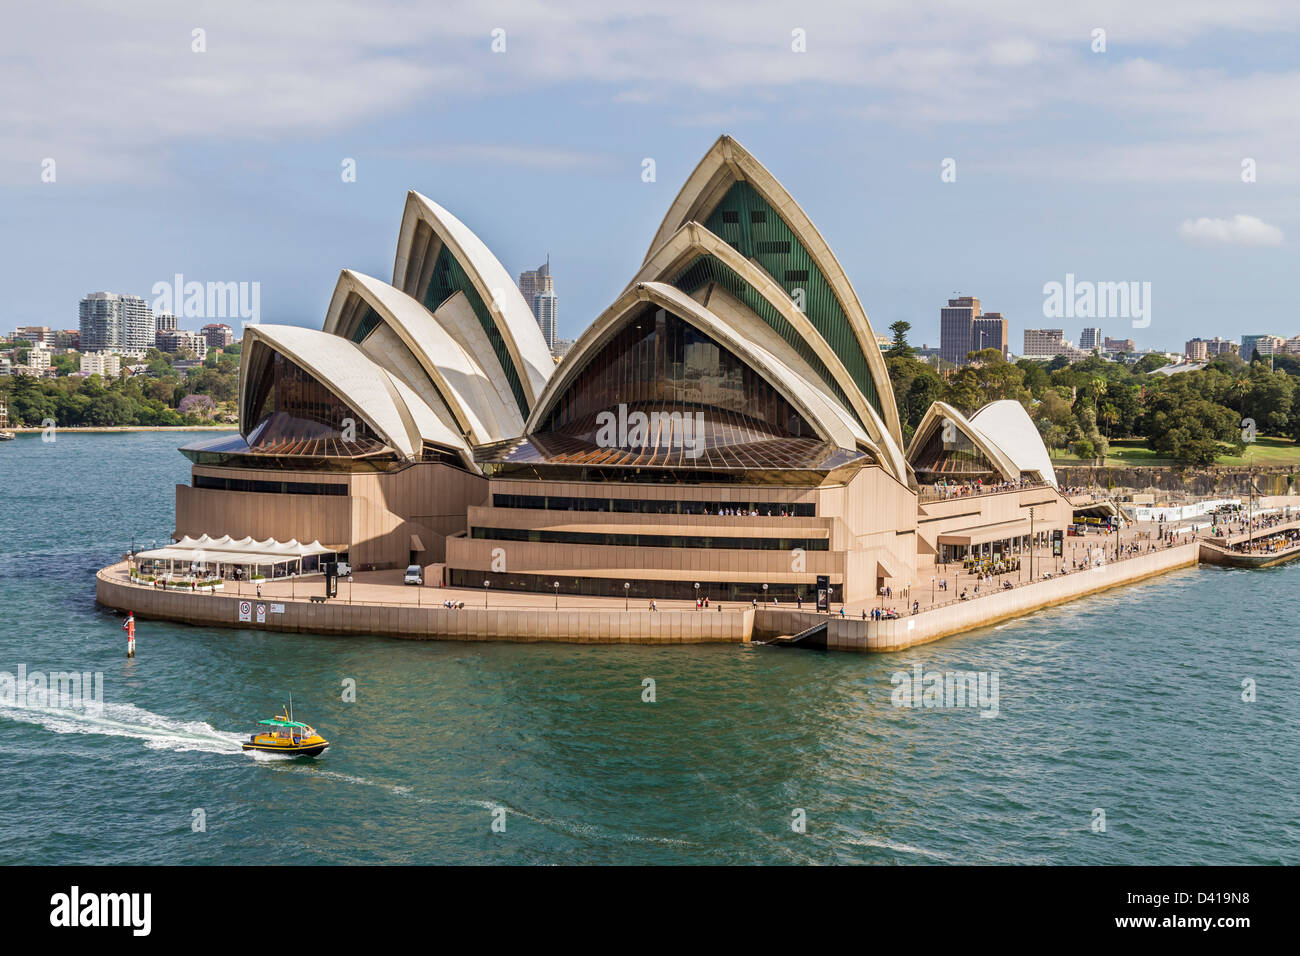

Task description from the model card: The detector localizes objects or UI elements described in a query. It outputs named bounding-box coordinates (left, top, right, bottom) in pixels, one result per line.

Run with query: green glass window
left=423, top=243, right=530, bottom=416
left=702, top=180, right=884, bottom=421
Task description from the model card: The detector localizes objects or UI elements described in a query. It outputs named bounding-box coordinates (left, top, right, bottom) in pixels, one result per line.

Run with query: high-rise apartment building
left=201, top=323, right=234, bottom=349
left=1080, top=327, right=1102, bottom=351
left=518, top=258, right=558, bottom=353
left=939, top=296, right=980, bottom=365
left=80, top=352, right=122, bottom=378
left=155, top=313, right=178, bottom=334
left=1186, top=337, right=1237, bottom=361
left=79, top=292, right=154, bottom=353
left=1241, top=334, right=1284, bottom=360
left=971, top=312, right=1008, bottom=358
left=12, top=326, right=53, bottom=345
left=156, top=328, right=208, bottom=360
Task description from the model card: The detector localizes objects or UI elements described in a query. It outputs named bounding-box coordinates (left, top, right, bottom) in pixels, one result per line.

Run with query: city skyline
left=1, top=3, right=1295, bottom=353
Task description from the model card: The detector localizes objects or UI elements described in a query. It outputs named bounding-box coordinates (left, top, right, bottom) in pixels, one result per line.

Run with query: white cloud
left=1178, top=214, right=1284, bottom=245
left=2, top=1, right=1300, bottom=184
left=380, top=143, right=617, bottom=171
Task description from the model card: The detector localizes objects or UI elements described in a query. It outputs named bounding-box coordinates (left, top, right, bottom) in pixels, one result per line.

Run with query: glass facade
left=472, top=526, right=829, bottom=551
left=449, top=569, right=817, bottom=603
left=492, top=493, right=815, bottom=516
left=702, top=180, right=885, bottom=422
left=669, top=254, right=864, bottom=430
left=244, top=351, right=388, bottom=457
left=910, top=421, right=998, bottom=478
left=194, top=474, right=348, bottom=496
left=538, top=305, right=814, bottom=448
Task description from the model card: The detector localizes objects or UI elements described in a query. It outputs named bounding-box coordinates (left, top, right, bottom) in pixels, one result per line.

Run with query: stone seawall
left=1055, top=464, right=1296, bottom=497
left=96, top=567, right=754, bottom=645
left=752, top=542, right=1202, bottom=652
left=98, top=543, right=1203, bottom=651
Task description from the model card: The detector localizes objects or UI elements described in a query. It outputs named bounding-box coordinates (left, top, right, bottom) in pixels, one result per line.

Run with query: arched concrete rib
left=969, top=400, right=1058, bottom=486
left=641, top=134, right=903, bottom=447
left=906, top=400, right=1021, bottom=483
left=322, top=269, right=525, bottom=445
left=527, top=281, right=890, bottom=467
left=625, top=220, right=906, bottom=480
left=239, top=324, right=468, bottom=464
left=391, top=191, right=553, bottom=411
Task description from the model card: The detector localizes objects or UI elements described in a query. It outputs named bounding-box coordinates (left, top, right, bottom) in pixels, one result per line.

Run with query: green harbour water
left=0, top=431, right=1296, bottom=864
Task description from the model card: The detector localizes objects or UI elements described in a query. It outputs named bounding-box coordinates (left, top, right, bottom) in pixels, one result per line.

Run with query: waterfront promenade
left=96, top=495, right=1300, bottom=651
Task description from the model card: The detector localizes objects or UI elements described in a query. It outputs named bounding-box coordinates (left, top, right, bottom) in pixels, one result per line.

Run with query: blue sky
left=2, top=1, right=1296, bottom=352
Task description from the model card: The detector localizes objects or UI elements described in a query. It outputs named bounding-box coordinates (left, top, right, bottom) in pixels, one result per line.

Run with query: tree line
left=0, top=345, right=240, bottom=428
left=885, top=321, right=1293, bottom=467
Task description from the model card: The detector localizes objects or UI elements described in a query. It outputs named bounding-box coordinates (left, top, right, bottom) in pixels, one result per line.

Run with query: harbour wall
left=95, top=567, right=753, bottom=645
left=753, top=541, right=1201, bottom=652
left=99, top=541, right=1204, bottom=650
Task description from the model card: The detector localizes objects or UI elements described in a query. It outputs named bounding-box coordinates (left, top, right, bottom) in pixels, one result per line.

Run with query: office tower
left=519, top=257, right=558, bottom=352
left=971, top=312, right=1008, bottom=358
left=156, top=313, right=178, bottom=334
left=79, top=292, right=154, bottom=352
left=1080, top=327, right=1102, bottom=350
left=939, top=296, right=980, bottom=365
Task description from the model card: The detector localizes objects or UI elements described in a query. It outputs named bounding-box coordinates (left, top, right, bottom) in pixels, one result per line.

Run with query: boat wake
left=468, top=798, right=697, bottom=847
left=0, top=700, right=244, bottom=754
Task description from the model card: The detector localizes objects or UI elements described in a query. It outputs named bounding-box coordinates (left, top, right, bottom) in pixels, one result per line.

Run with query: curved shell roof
left=392, top=190, right=553, bottom=412
left=322, top=269, right=525, bottom=445
left=969, top=399, right=1057, bottom=486
left=907, top=399, right=1048, bottom=485
left=640, top=135, right=902, bottom=446
left=526, top=281, right=903, bottom=477
left=627, top=220, right=904, bottom=476
left=239, top=324, right=469, bottom=465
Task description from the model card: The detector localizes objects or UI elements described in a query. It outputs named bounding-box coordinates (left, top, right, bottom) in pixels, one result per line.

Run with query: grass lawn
left=1049, top=436, right=1300, bottom=468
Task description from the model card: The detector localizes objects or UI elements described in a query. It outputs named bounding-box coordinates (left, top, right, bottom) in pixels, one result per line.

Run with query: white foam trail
left=0, top=700, right=244, bottom=754
left=843, top=836, right=950, bottom=860
left=468, top=798, right=696, bottom=846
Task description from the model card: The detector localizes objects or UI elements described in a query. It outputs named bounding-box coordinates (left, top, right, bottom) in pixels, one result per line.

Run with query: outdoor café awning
left=134, top=534, right=335, bottom=567
left=937, top=518, right=1032, bottom=548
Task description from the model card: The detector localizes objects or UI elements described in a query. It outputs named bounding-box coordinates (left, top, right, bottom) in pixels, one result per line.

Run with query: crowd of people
left=927, top=476, right=1042, bottom=500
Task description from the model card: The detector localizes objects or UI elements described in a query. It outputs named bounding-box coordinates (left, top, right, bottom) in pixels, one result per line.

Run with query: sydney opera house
left=175, top=136, right=1071, bottom=604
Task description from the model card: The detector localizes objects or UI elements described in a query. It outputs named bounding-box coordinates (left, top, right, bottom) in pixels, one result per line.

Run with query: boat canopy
left=257, top=719, right=310, bottom=728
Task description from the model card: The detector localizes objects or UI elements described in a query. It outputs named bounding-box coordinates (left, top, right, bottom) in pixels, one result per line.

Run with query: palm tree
left=1099, top=403, right=1119, bottom=439
left=1230, top=375, right=1249, bottom=420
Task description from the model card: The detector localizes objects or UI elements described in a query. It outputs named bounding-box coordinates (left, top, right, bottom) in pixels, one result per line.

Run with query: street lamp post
left=762, top=583, right=768, bottom=605
left=1029, top=507, right=1036, bottom=582
left=694, top=582, right=700, bottom=608
left=483, top=579, right=490, bottom=609
left=624, top=581, right=630, bottom=612
left=553, top=580, right=560, bottom=610
left=930, top=576, right=935, bottom=604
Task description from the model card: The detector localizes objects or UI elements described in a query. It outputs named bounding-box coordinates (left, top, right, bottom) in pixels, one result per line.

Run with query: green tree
left=885, top=321, right=914, bottom=359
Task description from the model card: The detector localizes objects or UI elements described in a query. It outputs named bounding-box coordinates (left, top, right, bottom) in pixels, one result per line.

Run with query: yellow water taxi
left=242, top=706, right=329, bottom=757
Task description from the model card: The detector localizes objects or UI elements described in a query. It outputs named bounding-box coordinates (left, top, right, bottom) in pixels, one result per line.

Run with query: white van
left=403, top=565, right=423, bottom=586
